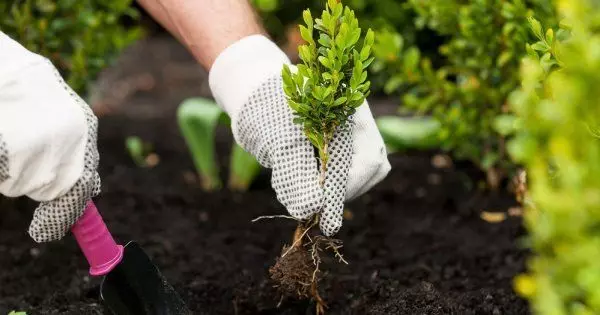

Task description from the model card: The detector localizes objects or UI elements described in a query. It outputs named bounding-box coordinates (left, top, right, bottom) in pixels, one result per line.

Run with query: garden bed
left=0, top=36, right=528, bottom=315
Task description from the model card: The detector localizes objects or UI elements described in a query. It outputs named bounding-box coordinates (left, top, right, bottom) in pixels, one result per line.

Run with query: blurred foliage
left=371, top=0, right=558, bottom=188
left=0, top=0, right=142, bottom=95
left=251, top=0, right=416, bottom=42
left=250, top=0, right=426, bottom=90
left=509, top=0, right=600, bottom=313
left=376, top=116, right=441, bottom=153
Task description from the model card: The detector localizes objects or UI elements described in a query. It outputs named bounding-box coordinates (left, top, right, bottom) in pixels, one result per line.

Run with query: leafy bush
left=509, top=1, right=600, bottom=313
left=373, top=0, right=558, bottom=188
left=0, top=0, right=142, bottom=95
left=251, top=0, right=424, bottom=91
left=251, top=0, right=415, bottom=42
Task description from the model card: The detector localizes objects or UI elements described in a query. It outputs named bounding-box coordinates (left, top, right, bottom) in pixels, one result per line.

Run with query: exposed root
left=251, top=215, right=298, bottom=223
left=268, top=215, right=348, bottom=314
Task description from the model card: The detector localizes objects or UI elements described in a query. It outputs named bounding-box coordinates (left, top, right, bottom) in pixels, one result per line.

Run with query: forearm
left=137, top=0, right=266, bottom=70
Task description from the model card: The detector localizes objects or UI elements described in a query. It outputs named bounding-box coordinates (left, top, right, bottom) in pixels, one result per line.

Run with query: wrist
left=208, top=35, right=292, bottom=123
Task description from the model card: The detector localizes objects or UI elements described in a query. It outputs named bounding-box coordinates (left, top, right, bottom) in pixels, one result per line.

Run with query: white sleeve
left=0, top=31, right=88, bottom=201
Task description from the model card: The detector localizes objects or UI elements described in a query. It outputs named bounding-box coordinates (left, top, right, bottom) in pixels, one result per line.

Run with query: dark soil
left=0, top=36, right=529, bottom=315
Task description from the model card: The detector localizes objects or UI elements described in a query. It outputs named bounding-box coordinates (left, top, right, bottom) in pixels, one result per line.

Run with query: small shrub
left=274, top=0, right=373, bottom=313
left=509, top=1, right=600, bottom=313
left=0, top=0, right=142, bottom=95
left=373, top=0, right=558, bottom=189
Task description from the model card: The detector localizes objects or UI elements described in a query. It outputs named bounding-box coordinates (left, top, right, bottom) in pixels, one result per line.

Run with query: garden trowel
left=71, top=201, right=191, bottom=315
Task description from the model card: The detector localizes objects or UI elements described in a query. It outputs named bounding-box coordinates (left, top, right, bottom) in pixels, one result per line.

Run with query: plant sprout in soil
left=263, top=0, right=374, bottom=313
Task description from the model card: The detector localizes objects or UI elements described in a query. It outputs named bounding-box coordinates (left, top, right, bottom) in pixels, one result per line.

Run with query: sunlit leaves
left=509, top=2, right=600, bottom=314
left=282, top=0, right=373, bottom=153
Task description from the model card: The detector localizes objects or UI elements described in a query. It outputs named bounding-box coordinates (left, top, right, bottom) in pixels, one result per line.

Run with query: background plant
left=177, top=98, right=261, bottom=192
left=0, top=0, right=142, bottom=95
left=509, top=0, right=600, bottom=313
left=251, top=0, right=426, bottom=93
left=372, top=0, right=558, bottom=189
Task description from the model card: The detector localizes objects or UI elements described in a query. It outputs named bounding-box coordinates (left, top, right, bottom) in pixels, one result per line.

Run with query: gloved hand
left=0, top=32, right=101, bottom=242
left=209, top=35, right=391, bottom=236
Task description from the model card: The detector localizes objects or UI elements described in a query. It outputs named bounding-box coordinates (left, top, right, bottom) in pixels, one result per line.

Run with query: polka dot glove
left=0, top=32, right=101, bottom=242
left=209, top=35, right=391, bottom=236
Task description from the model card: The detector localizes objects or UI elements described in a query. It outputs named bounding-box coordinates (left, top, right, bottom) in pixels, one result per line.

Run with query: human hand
left=0, top=32, right=101, bottom=242
left=209, top=35, right=390, bottom=236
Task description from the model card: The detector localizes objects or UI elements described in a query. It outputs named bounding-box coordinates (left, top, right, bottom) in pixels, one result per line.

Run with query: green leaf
left=125, top=136, right=148, bottom=167
left=376, top=116, right=441, bottom=152
left=302, top=9, right=313, bottom=29
left=177, top=98, right=227, bottom=191
left=531, top=42, right=549, bottom=51
left=318, top=33, right=332, bottom=47
left=360, top=45, right=371, bottom=61
left=404, top=47, right=421, bottom=70
left=327, top=0, right=337, bottom=11
left=545, top=28, right=554, bottom=44
left=333, top=96, right=347, bottom=106
left=318, top=56, right=331, bottom=68
left=528, top=16, right=543, bottom=39
left=497, top=51, right=513, bottom=67
left=493, top=114, right=518, bottom=136
left=384, top=76, right=403, bottom=94
left=526, top=44, right=539, bottom=60
left=556, top=29, right=570, bottom=42
left=363, top=56, right=375, bottom=69
left=299, top=25, right=314, bottom=45
left=365, top=29, right=375, bottom=46
left=227, top=143, right=261, bottom=192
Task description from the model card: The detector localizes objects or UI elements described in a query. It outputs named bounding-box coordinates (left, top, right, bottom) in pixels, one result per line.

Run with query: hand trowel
left=71, top=201, right=191, bottom=315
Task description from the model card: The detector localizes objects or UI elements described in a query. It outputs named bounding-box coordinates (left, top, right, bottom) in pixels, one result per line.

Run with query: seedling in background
left=269, top=1, right=374, bottom=313
left=8, top=311, right=27, bottom=315
left=177, top=98, right=261, bottom=191
left=125, top=136, right=159, bottom=168
left=376, top=115, right=441, bottom=153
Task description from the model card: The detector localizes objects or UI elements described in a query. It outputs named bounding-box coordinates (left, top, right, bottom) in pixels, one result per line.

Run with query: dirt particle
left=29, top=248, right=40, bottom=258
left=427, top=173, right=442, bottom=185
left=198, top=211, right=209, bottom=222
left=431, top=154, right=453, bottom=169
left=480, top=211, right=507, bottom=223
left=182, top=171, right=197, bottom=184
left=145, top=153, right=160, bottom=168
left=508, top=207, right=523, bottom=217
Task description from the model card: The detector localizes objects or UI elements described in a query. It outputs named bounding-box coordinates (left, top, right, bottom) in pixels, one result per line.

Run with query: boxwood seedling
left=268, top=1, right=374, bottom=313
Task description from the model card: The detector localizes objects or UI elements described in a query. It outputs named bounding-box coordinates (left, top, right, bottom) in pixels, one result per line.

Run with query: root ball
left=269, top=244, right=317, bottom=299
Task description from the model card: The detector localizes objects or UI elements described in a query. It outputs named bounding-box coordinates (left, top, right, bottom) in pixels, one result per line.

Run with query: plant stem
left=318, top=130, right=334, bottom=187
left=318, top=142, right=329, bottom=187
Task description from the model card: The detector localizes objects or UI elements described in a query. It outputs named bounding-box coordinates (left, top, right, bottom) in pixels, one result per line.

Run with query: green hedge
left=372, top=0, right=558, bottom=188
left=510, top=1, right=600, bottom=313
left=254, top=0, right=560, bottom=188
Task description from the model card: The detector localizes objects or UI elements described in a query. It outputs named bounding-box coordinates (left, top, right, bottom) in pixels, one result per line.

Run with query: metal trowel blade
left=100, top=241, right=191, bottom=315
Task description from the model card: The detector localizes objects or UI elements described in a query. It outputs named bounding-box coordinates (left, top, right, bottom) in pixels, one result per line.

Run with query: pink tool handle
left=71, top=201, right=124, bottom=276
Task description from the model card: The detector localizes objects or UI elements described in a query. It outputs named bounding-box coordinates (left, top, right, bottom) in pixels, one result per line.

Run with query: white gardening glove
left=0, top=32, right=101, bottom=242
left=209, top=35, right=391, bottom=236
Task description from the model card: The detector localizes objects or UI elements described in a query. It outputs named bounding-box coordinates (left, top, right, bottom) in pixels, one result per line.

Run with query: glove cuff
left=208, top=34, right=292, bottom=123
